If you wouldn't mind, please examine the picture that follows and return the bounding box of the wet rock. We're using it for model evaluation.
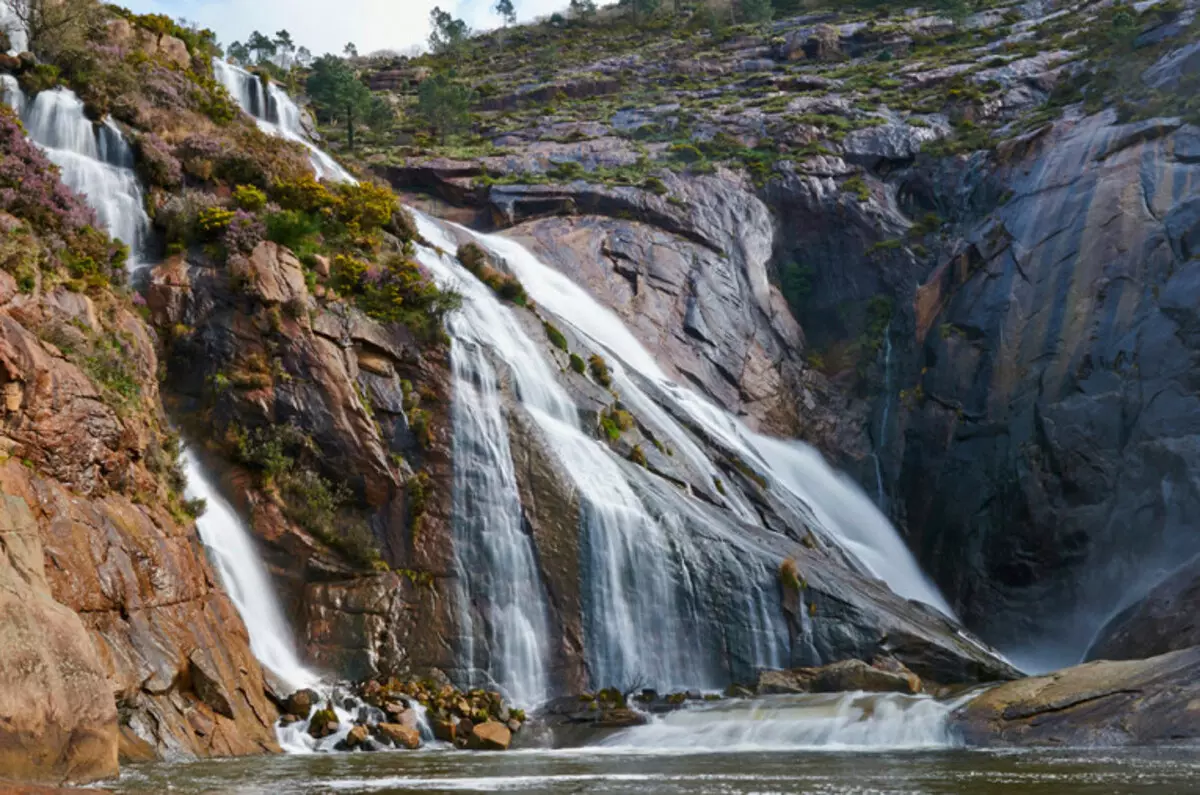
[954,647,1200,746]
[757,659,921,694]
[1085,555,1200,662]
[468,721,513,750]
[308,707,339,739]
[340,724,370,750]
[285,689,320,718]
[432,718,456,742]
[375,722,421,749]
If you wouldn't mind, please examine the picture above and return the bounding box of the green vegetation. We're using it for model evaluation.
[307,55,392,150]
[543,320,569,351]
[416,74,476,144]
[457,242,529,306]
[569,352,587,374]
[588,354,612,387]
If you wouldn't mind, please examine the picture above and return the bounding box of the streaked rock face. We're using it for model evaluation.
[1086,554,1200,662]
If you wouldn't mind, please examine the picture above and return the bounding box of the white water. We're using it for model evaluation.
[467,231,954,617]
[596,693,962,753]
[1,80,148,269]
[416,216,786,693]
[449,334,552,706]
[183,450,319,692]
[212,59,356,184]
[277,689,437,754]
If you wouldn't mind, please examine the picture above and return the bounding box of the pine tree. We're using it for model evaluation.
[495,0,517,26]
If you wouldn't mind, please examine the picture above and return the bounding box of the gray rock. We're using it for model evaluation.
[1142,40,1200,90]
[1085,555,1200,661]
[842,124,941,168]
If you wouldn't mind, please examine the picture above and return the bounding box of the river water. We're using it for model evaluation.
[109,747,1200,794]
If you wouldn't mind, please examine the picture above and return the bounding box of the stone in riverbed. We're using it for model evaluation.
[285,689,320,718]
[337,724,370,751]
[308,707,339,739]
[953,647,1200,746]
[468,721,513,750]
[432,718,456,742]
[376,723,421,749]
[757,659,922,695]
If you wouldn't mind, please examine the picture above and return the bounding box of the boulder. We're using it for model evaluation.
[233,241,309,306]
[308,707,339,739]
[432,717,456,742]
[284,689,320,718]
[375,722,421,749]
[954,647,1200,746]
[757,659,921,695]
[468,721,513,750]
[842,124,941,169]
[341,724,370,749]
[1085,555,1200,662]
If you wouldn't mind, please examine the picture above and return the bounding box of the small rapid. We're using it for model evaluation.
[595,693,964,753]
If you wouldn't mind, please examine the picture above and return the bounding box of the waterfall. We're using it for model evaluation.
[1,81,148,269]
[212,59,356,184]
[872,323,894,507]
[183,450,318,692]
[1,74,315,693]
[449,336,551,706]
[467,231,954,617]
[416,217,787,692]
[595,692,966,752]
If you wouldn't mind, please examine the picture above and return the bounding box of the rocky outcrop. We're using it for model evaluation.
[892,114,1200,662]
[0,274,280,775]
[150,239,458,685]
[0,492,115,786]
[954,647,1200,747]
[757,658,922,695]
[1085,555,1200,662]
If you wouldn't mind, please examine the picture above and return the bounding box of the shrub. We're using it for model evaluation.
[629,445,647,467]
[265,210,322,256]
[543,321,568,351]
[842,176,871,202]
[135,133,182,190]
[331,253,461,339]
[223,210,266,254]
[196,206,236,238]
[569,353,586,374]
[588,354,612,387]
[780,557,805,591]
[233,185,269,212]
[642,176,669,195]
[456,242,529,306]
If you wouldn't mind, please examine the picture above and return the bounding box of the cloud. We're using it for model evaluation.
[120,0,600,56]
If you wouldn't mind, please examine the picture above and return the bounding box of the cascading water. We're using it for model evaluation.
[596,692,966,752]
[211,59,356,183]
[416,216,788,693]
[449,335,551,706]
[0,70,316,696]
[466,231,954,618]
[183,450,318,692]
[1,80,148,268]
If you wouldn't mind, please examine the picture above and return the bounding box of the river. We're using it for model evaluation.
[109,747,1200,794]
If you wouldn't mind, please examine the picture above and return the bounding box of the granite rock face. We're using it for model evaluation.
[954,647,1200,746]
[893,115,1200,663]
[1085,555,1200,662]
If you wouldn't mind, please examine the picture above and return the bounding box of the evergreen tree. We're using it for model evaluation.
[306,55,374,149]
[343,42,359,58]
[274,29,295,67]
[495,0,517,26]
[226,40,250,65]
[429,6,470,54]
[246,30,276,64]
[415,73,474,143]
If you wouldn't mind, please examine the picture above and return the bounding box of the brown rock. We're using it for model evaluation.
[235,242,309,305]
[343,724,370,749]
[757,659,921,695]
[0,493,117,785]
[468,721,512,750]
[285,689,320,718]
[375,722,421,749]
[146,256,191,327]
[954,647,1200,746]
[432,718,456,742]
[188,650,235,719]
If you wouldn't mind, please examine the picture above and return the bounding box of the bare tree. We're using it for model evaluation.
[1,0,100,56]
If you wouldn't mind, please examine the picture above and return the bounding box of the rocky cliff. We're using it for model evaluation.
[325,0,1199,666]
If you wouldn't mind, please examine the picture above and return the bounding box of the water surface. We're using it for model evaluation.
[112,747,1200,794]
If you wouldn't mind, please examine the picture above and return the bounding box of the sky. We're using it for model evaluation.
[118,0,608,57]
